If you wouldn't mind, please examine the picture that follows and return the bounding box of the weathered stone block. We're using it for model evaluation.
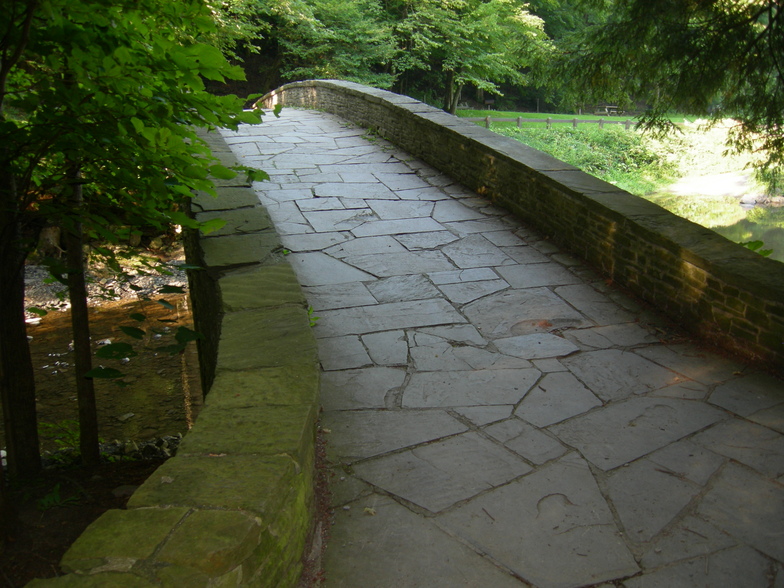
[60,507,189,573]
[219,263,306,311]
[156,510,262,577]
[217,307,317,370]
[177,403,317,458]
[127,454,299,517]
[200,232,281,267]
[206,364,320,409]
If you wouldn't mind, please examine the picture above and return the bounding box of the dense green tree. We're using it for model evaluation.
[393,0,549,112]
[553,0,784,189]
[275,0,397,86]
[0,0,262,480]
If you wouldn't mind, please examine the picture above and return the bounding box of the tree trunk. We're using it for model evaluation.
[64,166,100,466]
[0,173,42,480]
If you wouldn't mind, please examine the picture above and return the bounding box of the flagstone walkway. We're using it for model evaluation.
[220,108,784,588]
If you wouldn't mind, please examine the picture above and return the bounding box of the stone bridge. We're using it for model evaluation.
[35,81,784,587]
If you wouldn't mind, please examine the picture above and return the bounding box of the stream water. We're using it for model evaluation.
[646,172,784,263]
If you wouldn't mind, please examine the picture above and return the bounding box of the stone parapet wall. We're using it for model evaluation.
[261,79,784,369]
[28,130,320,587]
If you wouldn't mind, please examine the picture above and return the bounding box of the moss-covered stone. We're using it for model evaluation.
[217,307,317,370]
[27,572,156,587]
[200,232,281,267]
[127,454,301,517]
[205,364,320,409]
[60,507,189,573]
[219,264,306,311]
[177,403,317,458]
[157,510,261,577]
[192,187,261,212]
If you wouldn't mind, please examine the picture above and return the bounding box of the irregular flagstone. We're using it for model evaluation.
[410,335,531,372]
[429,267,499,284]
[302,282,377,311]
[748,403,784,434]
[696,462,784,562]
[280,231,349,252]
[314,182,397,200]
[639,515,737,569]
[296,196,345,211]
[626,545,771,588]
[314,298,466,337]
[499,245,550,264]
[436,452,639,588]
[707,372,784,416]
[484,418,568,464]
[287,252,375,286]
[554,284,636,324]
[321,409,467,462]
[496,263,582,289]
[494,333,579,360]
[647,439,726,486]
[561,349,681,401]
[441,234,512,268]
[324,235,407,258]
[691,418,784,477]
[437,280,509,304]
[453,405,515,426]
[635,343,744,385]
[373,171,433,190]
[351,217,445,237]
[482,230,525,247]
[415,324,487,345]
[301,208,375,233]
[394,230,459,250]
[317,335,371,371]
[403,368,540,407]
[605,458,702,543]
[515,372,602,427]
[366,274,442,303]
[564,323,660,349]
[432,199,487,222]
[361,330,408,365]
[320,367,407,410]
[343,250,455,277]
[463,287,589,340]
[549,397,726,470]
[353,432,532,513]
[323,495,523,588]
[443,218,511,236]
[366,199,434,219]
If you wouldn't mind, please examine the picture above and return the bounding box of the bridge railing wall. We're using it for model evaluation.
[261,79,783,369]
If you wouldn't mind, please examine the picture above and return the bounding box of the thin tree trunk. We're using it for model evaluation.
[64,166,100,466]
[0,175,42,480]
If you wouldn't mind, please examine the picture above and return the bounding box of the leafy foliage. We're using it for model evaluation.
[496,126,681,194]
[551,0,784,191]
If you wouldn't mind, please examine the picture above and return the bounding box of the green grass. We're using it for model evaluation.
[493,125,683,195]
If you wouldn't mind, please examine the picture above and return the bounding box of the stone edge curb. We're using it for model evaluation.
[27,130,320,587]
[260,79,783,370]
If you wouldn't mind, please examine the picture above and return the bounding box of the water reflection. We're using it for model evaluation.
[644,193,784,263]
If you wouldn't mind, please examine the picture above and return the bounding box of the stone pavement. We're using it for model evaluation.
[220,108,784,588]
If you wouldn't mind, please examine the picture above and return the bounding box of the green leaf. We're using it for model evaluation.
[85,367,125,379]
[119,326,146,339]
[157,299,176,310]
[158,285,186,294]
[208,164,237,179]
[199,217,226,235]
[27,307,49,317]
[129,313,147,322]
[96,342,137,359]
[246,169,270,183]
[175,326,203,345]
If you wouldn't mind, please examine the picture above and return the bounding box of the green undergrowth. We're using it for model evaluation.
[495,125,683,195]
